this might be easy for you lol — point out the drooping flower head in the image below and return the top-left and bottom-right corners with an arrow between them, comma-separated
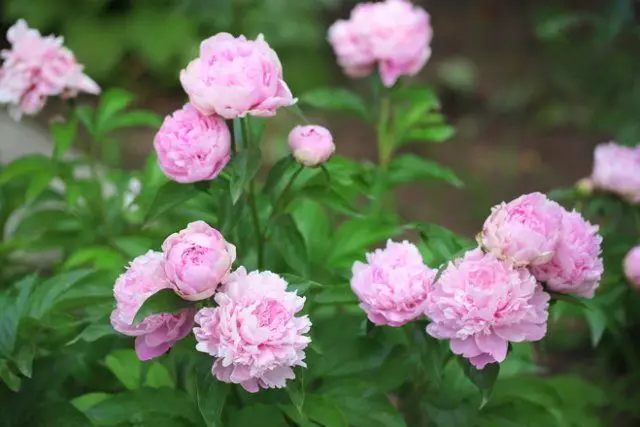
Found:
180,33 -> 296,119
351,240 -> 436,326
531,210 -> 604,299
110,251 -> 196,361
193,267 -> 311,393
153,103 -> 231,183
328,0 -> 432,87
162,221 -> 236,301
481,192 -> 564,266
0,20 -> 100,120
288,125 -> 335,167
425,249 -> 550,369
624,246 -> 640,289
591,142 -> 640,203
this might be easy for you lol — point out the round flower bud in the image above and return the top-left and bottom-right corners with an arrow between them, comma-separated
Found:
153,103 -> 231,184
624,246 -> 640,289
162,221 -> 236,301
288,125 -> 335,167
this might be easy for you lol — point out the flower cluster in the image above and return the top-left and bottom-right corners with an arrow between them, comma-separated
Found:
350,192 -> 603,369
589,142 -> 640,204
154,32 -> 334,182
328,0 -> 432,87
111,221 -> 310,392
0,20 -> 100,120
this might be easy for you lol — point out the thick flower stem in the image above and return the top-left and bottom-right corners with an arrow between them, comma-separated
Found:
248,181 -> 264,270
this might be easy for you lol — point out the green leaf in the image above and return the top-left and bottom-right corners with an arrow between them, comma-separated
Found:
112,236 -> 154,258
96,88 -> 134,134
388,154 -> 463,188
104,110 -> 163,132
404,125 -> 456,144
272,215 -> 309,275
196,358 -> 230,427
0,154 -> 51,184
29,269 -> 95,319
144,180 -> 200,223
328,219 -> 401,267
304,395 -> 348,427
13,343 -> 34,378
282,274 -> 323,295
548,291 -> 586,308
67,321 -> 115,345
229,404 -> 288,427
105,349 -> 141,390
264,156 -> 295,194
63,246 -> 126,271
459,358 -> 500,408
25,168 -> 55,203
300,87 -> 368,119
145,363 -> 175,389
302,185 -> 361,217
393,85 -> 440,137
75,105 -> 96,136
582,301 -> 607,347
0,359 -> 21,391
133,289 -> 193,325
315,285 -> 359,304
82,388 -> 201,425
52,116 -> 79,158
229,146 -> 262,204
71,393 -> 113,412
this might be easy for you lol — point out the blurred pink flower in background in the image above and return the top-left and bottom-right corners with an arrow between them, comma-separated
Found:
425,248 -> 550,369
193,267 -> 311,392
162,221 -> 236,301
481,192 -> 564,267
180,33 -> 296,119
0,19 -> 100,120
351,240 -> 436,326
591,142 -> 640,204
624,246 -> 640,288
531,210 -> 603,299
328,0 -> 432,87
110,251 -> 196,361
154,103 -> 231,183
288,125 -> 335,167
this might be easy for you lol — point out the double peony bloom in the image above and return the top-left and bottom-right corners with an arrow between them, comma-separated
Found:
328,0 -> 433,87
111,221 -> 311,392
350,192 -> 603,369
0,20 -> 100,120
589,142 -> 640,204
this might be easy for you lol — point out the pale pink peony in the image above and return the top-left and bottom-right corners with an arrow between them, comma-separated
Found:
0,20 -> 100,120
531,210 -> 603,298
481,192 -> 564,267
193,267 -> 311,393
624,246 -> 640,288
351,240 -> 436,326
328,0 -> 432,87
179,33 -> 296,119
162,221 -> 236,301
110,251 -> 196,361
288,125 -> 335,167
591,142 -> 640,204
153,103 -> 231,183
425,248 -> 550,369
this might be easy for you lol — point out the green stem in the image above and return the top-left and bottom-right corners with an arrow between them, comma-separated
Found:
377,95 -> 392,168
247,181 -> 264,269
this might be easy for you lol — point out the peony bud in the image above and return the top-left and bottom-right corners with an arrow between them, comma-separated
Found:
288,125 -> 335,167
624,246 -> 640,289
162,221 -> 236,301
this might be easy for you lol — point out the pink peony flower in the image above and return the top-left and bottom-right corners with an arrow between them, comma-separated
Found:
531,210 -> 603,298
179,33 -> 296,119
624,246 -> 640,288
193,267 -> 311,393
351,240 -> 436,326
425,248 -> 550,369
481,192 -> 564,267
591,142 -> 640,203
328,0 -> 432,87
288,125 -> 335,167
153,103 -> 231,183
162,221 -> 236,301
110,251 -> 196,361
0,20 -> 100,120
